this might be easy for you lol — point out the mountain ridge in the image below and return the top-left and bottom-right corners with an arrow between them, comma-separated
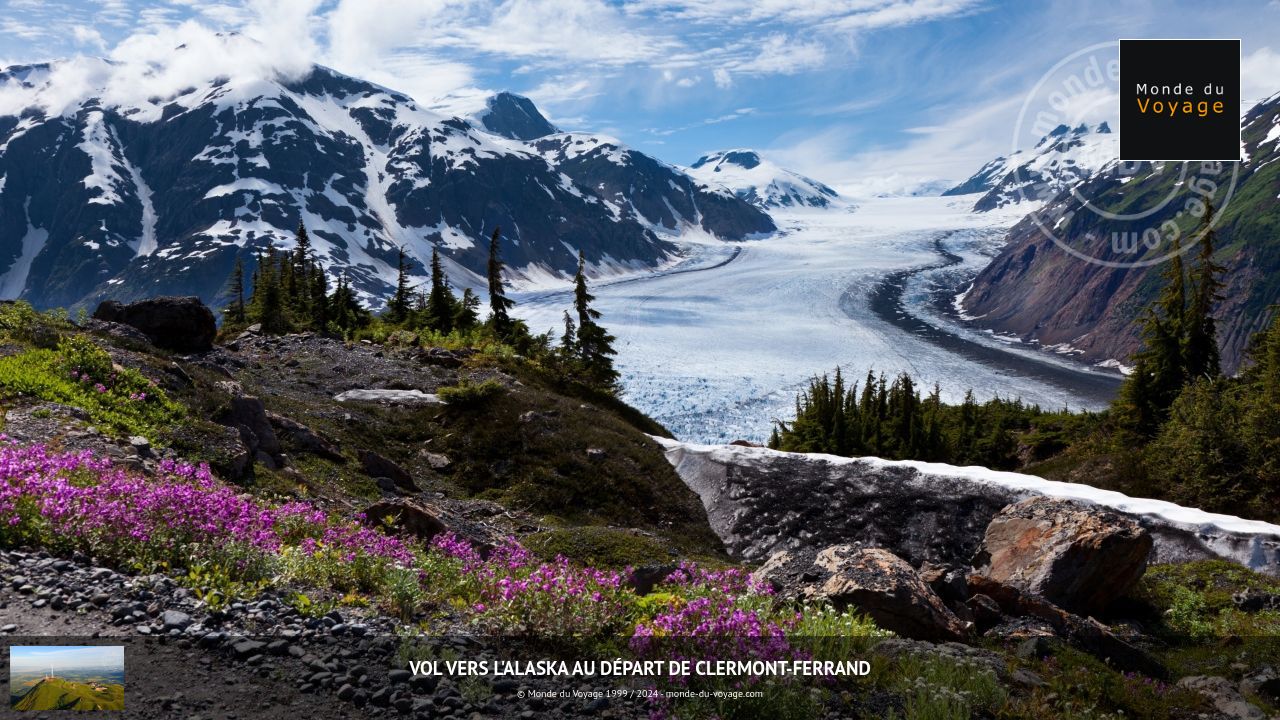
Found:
943,122 -> 1116,212
958,97 -> 1280,373
0,59 -> 774,312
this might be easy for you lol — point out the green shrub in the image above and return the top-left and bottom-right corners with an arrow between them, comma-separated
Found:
0,301 -> 68,347
524,527 -> 670,567
0,337 -> 184,440
437,378 -> 505,407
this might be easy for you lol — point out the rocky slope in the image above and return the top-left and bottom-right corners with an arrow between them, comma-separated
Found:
0,60 -> 772,311
943,122 -> 1116,211
658,439 -> 1280,574
958,96 -> 1280,372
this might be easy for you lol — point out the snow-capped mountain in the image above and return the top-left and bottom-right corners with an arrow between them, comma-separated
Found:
943,122 -> 1116,211
960,96 -> 1280,373
0,60 -> 773,311
686,150 -> 842,210
474,92 -> 560,142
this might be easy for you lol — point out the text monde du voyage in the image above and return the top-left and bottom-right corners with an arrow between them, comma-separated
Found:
1134,82 -> 1228,118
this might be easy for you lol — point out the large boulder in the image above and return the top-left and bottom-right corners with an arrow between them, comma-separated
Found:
756,545 -> 969,642
973,497 -> 1152,615
362,499 -> 447,542
359,449 -> 418,493
92,296 -> 217,353
227,395 -> 280,456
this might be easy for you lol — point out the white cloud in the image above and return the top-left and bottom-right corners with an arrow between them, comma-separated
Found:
72,25 -> 107,52
729,34 -> 827,75
771,92 -> 1025,198
1242,46 -> 1280,105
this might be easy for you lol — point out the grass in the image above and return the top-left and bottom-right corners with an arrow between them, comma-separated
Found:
1129,561 -> 1280,675
11,677 -> 125,711
523,526 -> 672,567
0,335 -> 184,441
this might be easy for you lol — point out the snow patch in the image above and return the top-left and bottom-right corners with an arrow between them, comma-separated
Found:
0,199 -> 47,299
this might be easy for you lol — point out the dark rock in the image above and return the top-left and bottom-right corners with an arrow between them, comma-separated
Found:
361,499 -> 447,542
966,593 -> 1003,631
269,412 -> 344,462
1177,676 -> 1268,720
973,497 -> 1152,615
226,395 -> 280,455
968,574 -> 1166,679
92,296 -> 216,353
231,639 -> 267,660
162,610 -> 193,631
1240,668 -> 1280,705
1233,589 -> 1280,612
628,564 -> 679,595
358,449 -> 417,492
83,318 -> 153,346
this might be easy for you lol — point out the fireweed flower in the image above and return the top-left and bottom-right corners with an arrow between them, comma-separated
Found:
0,442 -> 414,570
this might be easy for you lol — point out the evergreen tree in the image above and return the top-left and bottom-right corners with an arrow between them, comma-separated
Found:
559,309 -> 578,360
423,248 -> 457,333
329,275 -> 370,334
226,256 -> 247,323
1184,202 -> 1226,381
255,246 -> 291,334
453,288 -> 481,332
310,263 -> 329,332
293,221 -> 311,270
486,227 -> 515,336
572,252 -> 619,391
1122,237 -> 1188,433
387,246 -> 413,324
288,221 -> 312,313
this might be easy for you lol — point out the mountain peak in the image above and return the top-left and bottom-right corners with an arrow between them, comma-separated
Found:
478,92 -> 558,141
692,149 -> 761,170
687,149 -> 841,210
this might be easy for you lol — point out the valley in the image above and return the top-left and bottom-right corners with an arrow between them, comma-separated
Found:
516,195 -> 1121,444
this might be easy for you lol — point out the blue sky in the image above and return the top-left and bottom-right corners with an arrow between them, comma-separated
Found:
2,0 -> 1279,194
10,645 -> 124,671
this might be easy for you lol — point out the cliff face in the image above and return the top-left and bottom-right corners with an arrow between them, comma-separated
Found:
657,439 -> 1280,575
959,97 -> 1280,372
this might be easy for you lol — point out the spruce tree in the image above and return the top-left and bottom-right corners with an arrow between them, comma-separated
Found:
387,246 -> 413,324
1185,202 -> 1226,381
1123,237 -> 1189,431
256,246 -> 290,334
572,251 -> 619,390
310,264 -> 329,333
226,256 -> 247,323
424,248 -> 458,333
453,288 -> 480,332
486,227 -> 515,336
559,310 -> 578,361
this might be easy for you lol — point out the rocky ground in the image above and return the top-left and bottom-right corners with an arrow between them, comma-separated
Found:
0,548 -> 646,719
